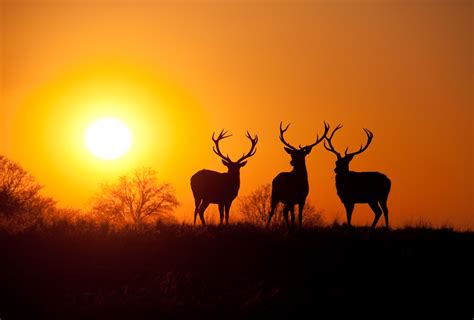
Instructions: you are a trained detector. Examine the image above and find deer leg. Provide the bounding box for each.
[218,204,225,225]
[267,202,278,228]
[298,201,305,229]
[379,200,389,228]
[224,202,231,225]
[194,198,202,225]
[198,201,209,226]
[343,202,354,227]
[290,205,296,226]
[369,201,382,228]
[282,205,290,228]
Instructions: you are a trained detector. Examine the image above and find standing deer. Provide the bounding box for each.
[324,125,391,228]
[267,122,329,229]
[191,130,258,226]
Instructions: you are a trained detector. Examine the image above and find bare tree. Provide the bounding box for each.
[301,202,325,228]
[0,155,55,220]
[239,184,324,228]
[238,184,277,226]
[92,167,179,225]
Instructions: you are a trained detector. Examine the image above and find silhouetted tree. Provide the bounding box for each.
[239,184,275,226]
[0,155,55,221]
[42,207,90,225]
[92,167,179,225]
[239,183,324,227]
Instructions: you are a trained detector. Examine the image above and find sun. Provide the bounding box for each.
[85,117,132,160]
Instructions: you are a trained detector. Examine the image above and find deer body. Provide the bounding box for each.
[325,125,391,228]
[191,130,258,226]
[335,171,390,204]
[267,122,328,229]
[191,169,240,205]
[271,168,309,207]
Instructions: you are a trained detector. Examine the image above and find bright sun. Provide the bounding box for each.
[85,117,132,160]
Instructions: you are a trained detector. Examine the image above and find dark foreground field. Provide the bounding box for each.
[1,223,473,319]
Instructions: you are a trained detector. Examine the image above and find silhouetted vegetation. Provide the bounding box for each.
[92,167,179,226]
[238,184,323,228]
[0,156,471,319]
[1,221,472,319]
[0,156,55,231]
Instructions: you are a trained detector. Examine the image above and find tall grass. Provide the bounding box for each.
[1,216,472,319]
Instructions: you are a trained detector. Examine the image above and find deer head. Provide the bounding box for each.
[279,121,329,168]
[212,129,258,174]
[324,124,374,174]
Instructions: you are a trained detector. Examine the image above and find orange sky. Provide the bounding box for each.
[1,1,472,229]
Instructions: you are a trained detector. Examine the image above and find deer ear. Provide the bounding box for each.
[239,161,247,167]
[221,159,230,167]
[303,147,313,155]
[284,147,294,154]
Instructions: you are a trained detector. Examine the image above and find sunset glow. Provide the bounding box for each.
[1,1,473,317]
[1,1,472,228]
[85,117,132,160]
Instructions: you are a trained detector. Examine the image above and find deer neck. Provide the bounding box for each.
[335,161,351,175]
[226,170,241,189]
[335,167,351,185]
[292,162,308,179]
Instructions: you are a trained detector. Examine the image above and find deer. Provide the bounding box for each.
[267,121,329,229]
[324,124,391,228]
[191,130,258,226]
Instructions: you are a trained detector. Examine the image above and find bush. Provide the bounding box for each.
[238,184,324,227]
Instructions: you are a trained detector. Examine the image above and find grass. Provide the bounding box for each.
[1,221,473,319]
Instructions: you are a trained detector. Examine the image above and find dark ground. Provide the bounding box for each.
[1,223,473,319]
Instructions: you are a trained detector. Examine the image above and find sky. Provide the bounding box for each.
[1,0,472,229]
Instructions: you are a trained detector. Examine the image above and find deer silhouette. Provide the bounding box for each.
[267,122,329,229]
[324,125,391,228]
[191,130,258,226]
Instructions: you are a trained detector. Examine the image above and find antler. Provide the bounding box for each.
[345,128,373,157]
[279,122,297,150]
[280,121,329,151]
[300,121,330,149]
[212,130,258,163]
[324,124,343,158]
[212,130,233,163]
[236,131,258,163]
